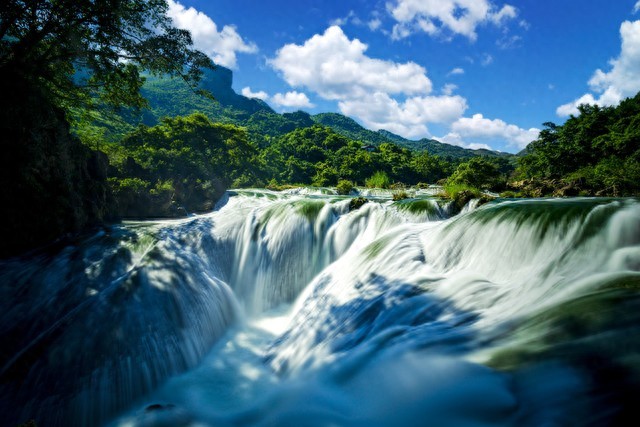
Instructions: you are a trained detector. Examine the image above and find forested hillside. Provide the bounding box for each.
[513,95,640,196]
[76,65,512,161]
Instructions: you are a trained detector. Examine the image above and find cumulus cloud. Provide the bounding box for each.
[240,87,314,109]
[438,114,540,149]
[441,83,458,95]
[497,34,522,49]
[557,20,640,116]
[387,0,518,41]
[270,26,432,100]
[272,91,315,108]
[269,26,470,138]
[448,67,465,76]
[166,0,257,68]
[339,93,468,138]
[241,87,269,101]
[368,18,383,31]
[481,53,494,66]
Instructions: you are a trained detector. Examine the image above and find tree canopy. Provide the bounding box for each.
[109,113,258,216]
[515,94,640,196]
[0,0,213,108]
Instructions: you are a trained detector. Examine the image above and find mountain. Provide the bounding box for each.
[85,66,512,160]
[313,113,513,160]
[139,66,272,126]
[311,113,392,145]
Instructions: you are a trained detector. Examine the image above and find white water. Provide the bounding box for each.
[1,191,640,426]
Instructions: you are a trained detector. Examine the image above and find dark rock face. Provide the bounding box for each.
[111,174,226,219]
[0,76,111,258]
[200,66,269,114]
[349,197,369,211]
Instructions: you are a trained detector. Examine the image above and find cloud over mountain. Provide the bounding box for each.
[167,0,257,68]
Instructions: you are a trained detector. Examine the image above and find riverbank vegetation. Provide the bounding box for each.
[512,96,640,197]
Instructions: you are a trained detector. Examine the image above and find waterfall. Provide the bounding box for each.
[1,191,639,426]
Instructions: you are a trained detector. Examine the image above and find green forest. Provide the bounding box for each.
[1,0,639,257]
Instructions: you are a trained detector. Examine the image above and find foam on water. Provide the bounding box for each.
[2,190,639,426]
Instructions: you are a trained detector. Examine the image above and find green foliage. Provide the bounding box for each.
[499,190,521,198]
[448,157,505,190]
[442,183,482,199]
[516,94,640,196]
[411,151,454,183]
[109,113,257,216]
[336,179,354,195]
[312,112,513,161]
[0,0,213,110]
[442,183,484,211]
[313,113,392,145]
[392,190,410,201]
[313,162,339,187]
[365,171,391,188]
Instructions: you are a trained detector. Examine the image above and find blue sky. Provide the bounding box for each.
[166,0,640,153]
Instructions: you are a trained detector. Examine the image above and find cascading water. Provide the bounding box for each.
[1,190,639,426]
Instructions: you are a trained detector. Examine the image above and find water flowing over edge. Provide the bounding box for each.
[1,191,639,427]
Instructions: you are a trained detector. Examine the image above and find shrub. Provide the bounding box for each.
[365,171,391,188]
[499,190,519,198]
[336,179,354,195]
[392,190,409,201]
[442,183,484,211]
[448,157,503,190]
[349,197,368,211]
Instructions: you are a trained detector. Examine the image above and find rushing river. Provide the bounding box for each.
[1,189,640,426]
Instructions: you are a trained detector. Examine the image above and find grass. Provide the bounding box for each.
[365,171,391,189]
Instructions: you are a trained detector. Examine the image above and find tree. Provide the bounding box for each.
[448,157,502,190]
[514,92,640,196]
[411,151,452,183]
[112,113,258,215]
[0,0,213,109]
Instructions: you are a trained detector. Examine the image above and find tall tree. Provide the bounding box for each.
[0,0,213,108]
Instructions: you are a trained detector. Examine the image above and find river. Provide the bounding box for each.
[1,189,639,426]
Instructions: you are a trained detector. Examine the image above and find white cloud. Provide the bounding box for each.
[497,34,522,49]
[339,93,468,139]
[557,20,640,116]
[240,87,314,109]
[330,11,365,28]
[270,26,432,100]
[556,93,598,117]
[166,0,257,68]
[448,67,465,76]
[270,26,472,139]
[634,1,640,13]
[269,25,528,148]
[439,113,540,149]
[241,87,269,101]
[368,18,383,31]
[272,91,315,108]
[387,0,518,41]
[481,53,494,66]
[488,5,517,25]
[442,83,458,95]
[519,20,531,30]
